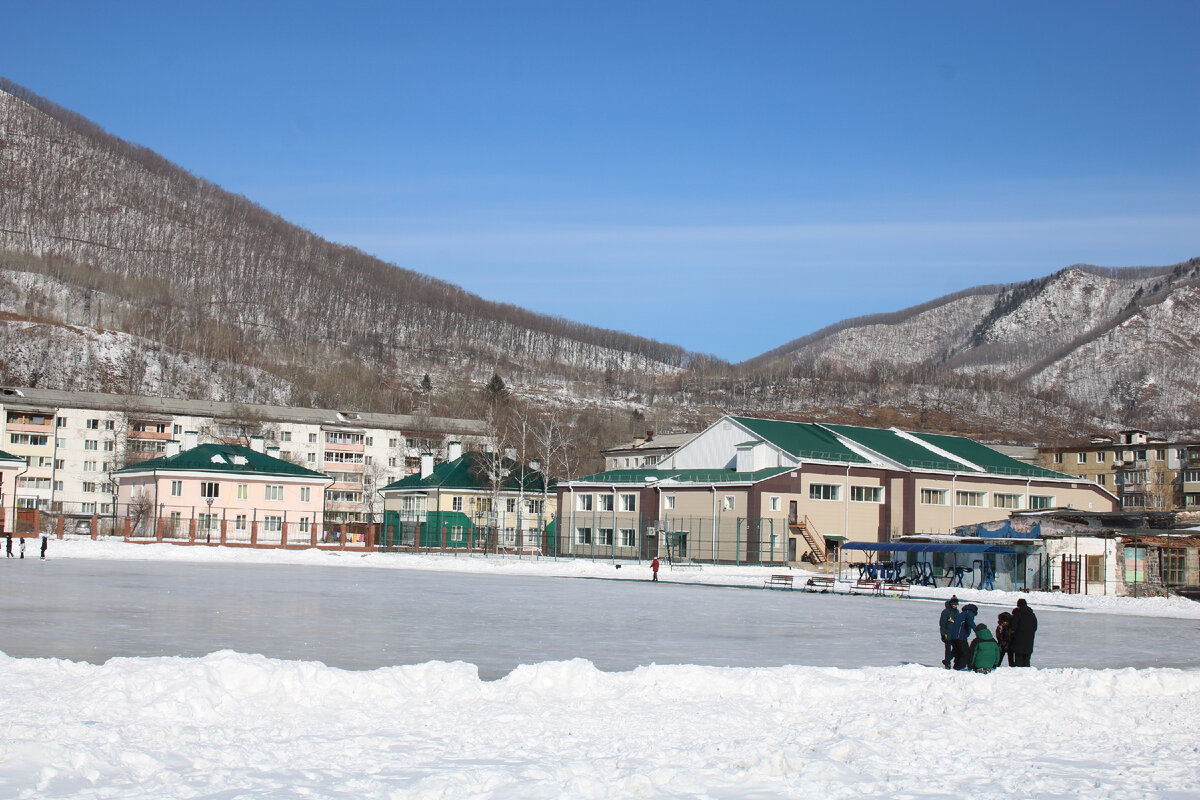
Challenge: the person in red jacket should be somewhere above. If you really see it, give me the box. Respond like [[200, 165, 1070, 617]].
[[651, 557, 659, 581]]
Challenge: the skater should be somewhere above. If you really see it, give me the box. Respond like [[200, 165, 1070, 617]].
[[651, 557, 659, 582], [939, 596, 959, 669], [1010, 598, 1038, 667], [951, 603, 979, 670], [968, 623, 1001, 673], [995, 611, 1014, 667], [40, 535, 48, 560], [19, 537, 25, 559], [5, 532, 11, 558]]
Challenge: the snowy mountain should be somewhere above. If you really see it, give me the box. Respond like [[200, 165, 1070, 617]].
[[747, 261, 1200, 425], [1, 78, 1196, 438]]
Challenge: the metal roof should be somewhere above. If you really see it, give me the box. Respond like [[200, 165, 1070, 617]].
[[840, 542, 1020, 554], [116, 443, 329, 479]]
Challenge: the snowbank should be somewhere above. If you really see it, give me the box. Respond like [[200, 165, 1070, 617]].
[[47, 537, 1200, 619], [1, 650, 1197, 799]]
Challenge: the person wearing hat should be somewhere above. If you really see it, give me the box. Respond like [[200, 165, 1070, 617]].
[[939, 595, 959, 669], [1010, 598, 1038, 667]]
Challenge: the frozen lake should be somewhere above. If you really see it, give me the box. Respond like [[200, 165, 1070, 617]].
[[2, 559, 1197, 678]]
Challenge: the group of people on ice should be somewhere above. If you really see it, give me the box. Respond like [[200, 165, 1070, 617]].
[[939, 595, 1037, 672], [4, 533, 48, 560]]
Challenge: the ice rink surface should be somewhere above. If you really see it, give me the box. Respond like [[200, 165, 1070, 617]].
[[2, 559, 1197, 676]]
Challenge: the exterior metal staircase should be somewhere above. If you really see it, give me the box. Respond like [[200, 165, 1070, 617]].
[[788, 512, 827, 564]]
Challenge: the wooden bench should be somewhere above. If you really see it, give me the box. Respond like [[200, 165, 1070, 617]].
[[851, 578, 881, 595], [763, 574, 794, 590], [805, 576, 836, 592], [880, 581, 911, 597]]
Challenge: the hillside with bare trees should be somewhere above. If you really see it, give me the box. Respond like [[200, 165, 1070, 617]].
[[2, 79, 1197, 448]]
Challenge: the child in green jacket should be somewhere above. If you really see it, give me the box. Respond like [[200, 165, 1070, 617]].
[[968, 623, 1001, 673]]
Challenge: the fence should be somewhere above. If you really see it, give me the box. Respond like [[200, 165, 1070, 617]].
[[554, 513, 790, 566]]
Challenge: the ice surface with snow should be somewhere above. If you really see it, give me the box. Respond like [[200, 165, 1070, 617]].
[[1, 540, 1198, 799]]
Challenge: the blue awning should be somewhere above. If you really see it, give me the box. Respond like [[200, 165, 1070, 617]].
[[840, 542, 1020, 555]]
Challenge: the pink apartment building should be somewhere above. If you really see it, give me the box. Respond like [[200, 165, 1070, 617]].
[[116, 434, 331, 544]]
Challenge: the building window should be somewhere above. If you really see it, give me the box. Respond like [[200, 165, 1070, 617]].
[[1076, 452, 1086, 464], [575, 527, 593, 545], [280, 431, 292, 442], [506, 498, 517, 513], [1161, 549, 1186, 585], [769, 496, 781, 512], [598, 528, 614, 546], [52, 480, 63, 491], [577, 494, 593, 512], [599, 494, 614, 512], [526, 499, 544, 515], [307, 453, 316, 463], [1097, 474, 1107, 486], [309, 433, 318, 444], [265, 485, 284, 501], [235, 515, 248, 532], [200, 482, 219, 499], [723, 495, 736, 510], [9, 433, 49, 446], [87, 419, 100, 430], [83, 461, 97, 472], [56, 416, 67, 428], [389, 438, 398, 448], [1123, 546, 1146, 583], [301, 487, 311, 502], [993, 493, 1022, 509], [104, 440, 115, 452], [1028, 495, 1054, 510], [809, 484, 840, 501], [664, 495, 676, 510], [1096, 451, 1106, 463], [620, 528, 636, 547], [920, 488, 947, 505], [621, 493, 636, 511], [263, 516, 283, 534], [452, 496, 463, 512], [1054, 453, 1064, 464], [170, 480, 183, 497], [81, 482, 97, 493], [955, 491, 986, 507], [850, 486, 882, 503]]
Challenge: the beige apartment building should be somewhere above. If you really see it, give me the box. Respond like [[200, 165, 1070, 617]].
[[560, 415, 1116, 565], [1037, 430, 1198, 511], [0, 387, 485, 524]]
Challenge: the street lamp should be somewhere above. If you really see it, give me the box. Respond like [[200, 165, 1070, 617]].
[[205, 496, 214, 544]]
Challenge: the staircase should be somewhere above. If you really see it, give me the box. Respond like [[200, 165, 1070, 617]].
[[789, 514, 827, 564]]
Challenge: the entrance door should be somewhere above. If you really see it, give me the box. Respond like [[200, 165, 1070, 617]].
[[1061, 556, 1081, 594], [788, 537, 797, 563]]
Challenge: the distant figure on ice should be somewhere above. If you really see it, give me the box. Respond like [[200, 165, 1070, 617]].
[[951, 603, 979, 670], [969, 623, 1001, 673], [939, 596, 959, 669], [40, 535, 48, 560], [1009, 598, 1038, 667], [5, 533, 11, 558], [651, 557, 659, 582], [19, 537, 25, 559], [995, 611, 1014, 667]]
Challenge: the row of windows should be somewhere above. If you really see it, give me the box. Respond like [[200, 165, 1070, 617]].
[[1055, 447, 1184, 465], [449, 496, 547, 514], [575, 527, 638, 547], [176, 513, 311, 532], [575, 493, 640, 512], [184, 482, 313, 503], [918, 489, 1054, 509]]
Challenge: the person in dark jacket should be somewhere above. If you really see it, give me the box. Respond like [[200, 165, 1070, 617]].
[[939, 596, 959, 669], [1010, 598, 1038, 667], [969, 623, 1001, 673], [40, 535, 48, 560], [995, 612, 1014, 667], [951, 603, 979, 670]]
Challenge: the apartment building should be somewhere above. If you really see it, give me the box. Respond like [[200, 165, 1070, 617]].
[[602, 430, 695, 471], [0, 387, 485, 523], [1037, 430, 1196, 510]]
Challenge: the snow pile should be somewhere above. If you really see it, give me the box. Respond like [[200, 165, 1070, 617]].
[[48, 537, 1200, 619], [1, 651, 1197, 799]]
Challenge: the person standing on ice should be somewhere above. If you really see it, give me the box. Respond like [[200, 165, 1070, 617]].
[[19, 537, 25, 559], [939, 596, 959, 669], [40, 535, 47, 560], [5, 532, 11, 558], [995, 611, 1014, 667], [651, 557, 659, 582], [1009, 598, 1038, 667], [950, 603, 979, 670]]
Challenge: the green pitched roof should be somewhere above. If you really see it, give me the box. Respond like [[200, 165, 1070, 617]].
[[906, 432, 1076, 480], [569, 467, 791, 485], [730, 417, 869, 463], [380, 452, 554, 493], [116, 443, 328, 479], [825, 424, 967, 472], [0, 448, 25, 464]]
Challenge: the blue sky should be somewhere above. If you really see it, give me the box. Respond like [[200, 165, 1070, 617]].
[[4, 1, 1197, 361]]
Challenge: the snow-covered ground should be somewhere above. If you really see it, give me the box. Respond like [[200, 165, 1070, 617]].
[[2, 539, 1199, 799]]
